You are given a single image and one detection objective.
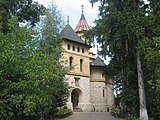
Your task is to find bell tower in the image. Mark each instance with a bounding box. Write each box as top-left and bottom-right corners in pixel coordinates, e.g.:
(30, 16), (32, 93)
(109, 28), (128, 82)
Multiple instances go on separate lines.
(75, 5), (96, 61)
(74, 5), (90, 39)
(61, 5), (114, 112)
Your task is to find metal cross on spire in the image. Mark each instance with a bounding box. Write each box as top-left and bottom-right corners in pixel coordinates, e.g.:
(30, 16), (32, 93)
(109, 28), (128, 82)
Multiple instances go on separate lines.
(67, 15), (69, 24)
(81, 5), (84, 14)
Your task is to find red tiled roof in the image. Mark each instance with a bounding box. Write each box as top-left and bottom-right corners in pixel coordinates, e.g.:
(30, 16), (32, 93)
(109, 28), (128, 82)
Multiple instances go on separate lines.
(74, 13), (90, 32)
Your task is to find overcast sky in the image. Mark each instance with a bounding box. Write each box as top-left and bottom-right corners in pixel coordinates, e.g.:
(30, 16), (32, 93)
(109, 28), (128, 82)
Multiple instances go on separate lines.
(35, 0), (99, 29)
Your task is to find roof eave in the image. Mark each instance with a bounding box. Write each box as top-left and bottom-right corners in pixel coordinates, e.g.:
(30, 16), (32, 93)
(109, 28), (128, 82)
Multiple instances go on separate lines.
(63, 38), (91, 48)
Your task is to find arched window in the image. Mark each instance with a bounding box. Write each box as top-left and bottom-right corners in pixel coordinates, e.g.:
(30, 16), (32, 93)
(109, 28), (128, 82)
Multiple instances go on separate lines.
(72, 46), (75, 51)
(69, 57), (73, 70)
(80, 59), (83, 72)
(82, 48), (84, 53)
(77, 47), (80, 52)
(68, 44), (70, 50)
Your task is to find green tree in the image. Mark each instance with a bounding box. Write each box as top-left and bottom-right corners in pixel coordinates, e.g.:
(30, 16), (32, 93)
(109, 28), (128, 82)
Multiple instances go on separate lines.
(89, 0), (160, 119)
(37, 4), (69, 113)
(0, 17), (69, 120)
(0, 0), (45, 33)
(39, 4), (65, 60)
(140, 37), (160, 119)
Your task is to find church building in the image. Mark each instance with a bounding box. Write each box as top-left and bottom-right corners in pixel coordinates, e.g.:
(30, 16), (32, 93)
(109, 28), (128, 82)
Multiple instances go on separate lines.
(61, 6), (114, 112)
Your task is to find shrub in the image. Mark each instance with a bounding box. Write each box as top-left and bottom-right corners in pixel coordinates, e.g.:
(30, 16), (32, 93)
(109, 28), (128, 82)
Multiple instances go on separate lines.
(56, 107), (73, 118)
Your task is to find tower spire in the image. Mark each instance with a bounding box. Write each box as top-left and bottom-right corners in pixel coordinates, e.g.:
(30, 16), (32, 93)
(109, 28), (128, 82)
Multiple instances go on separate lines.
(74, 5), (90, 32)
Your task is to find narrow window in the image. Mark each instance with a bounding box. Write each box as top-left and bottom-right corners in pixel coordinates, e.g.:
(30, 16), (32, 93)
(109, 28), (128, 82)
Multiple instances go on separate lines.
(103, 89), (105, 97)
(68, 44), (70, 50)
(77, 47), (80, 52)
(80, 59), (83, 72)
(72, 46), (75, 51)
(69, 57), (73, 70)
(102, 73), (105, 78)
(82, 48), (84, 53)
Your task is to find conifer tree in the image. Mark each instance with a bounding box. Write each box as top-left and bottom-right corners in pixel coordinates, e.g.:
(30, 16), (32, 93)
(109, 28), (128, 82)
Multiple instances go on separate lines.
(89, 0), (160, 119)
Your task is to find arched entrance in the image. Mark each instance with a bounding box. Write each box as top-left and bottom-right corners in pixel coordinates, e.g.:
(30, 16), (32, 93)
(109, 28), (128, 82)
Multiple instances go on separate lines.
(71, 88), (82, 110)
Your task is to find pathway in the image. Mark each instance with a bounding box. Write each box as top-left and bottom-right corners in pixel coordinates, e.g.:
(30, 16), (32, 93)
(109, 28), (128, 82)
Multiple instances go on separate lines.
(59, 112), (124, 120)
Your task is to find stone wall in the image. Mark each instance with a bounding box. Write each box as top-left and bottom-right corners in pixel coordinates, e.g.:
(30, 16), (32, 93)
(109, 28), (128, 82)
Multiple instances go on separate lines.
(90, 68), (106, 82)
(65, 75), (91, 112)
(90, 82), (107, 112)
(61, 38), (114, 112)
(106, 83), (114, 109)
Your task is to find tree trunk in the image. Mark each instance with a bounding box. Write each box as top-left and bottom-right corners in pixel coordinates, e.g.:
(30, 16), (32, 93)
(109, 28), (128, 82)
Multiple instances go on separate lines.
(40, 111), (44, 120)
(136, 50), (149, 120)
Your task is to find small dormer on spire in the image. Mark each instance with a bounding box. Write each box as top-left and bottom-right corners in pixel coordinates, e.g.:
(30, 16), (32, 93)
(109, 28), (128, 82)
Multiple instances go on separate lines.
(74, 5), (90, 32)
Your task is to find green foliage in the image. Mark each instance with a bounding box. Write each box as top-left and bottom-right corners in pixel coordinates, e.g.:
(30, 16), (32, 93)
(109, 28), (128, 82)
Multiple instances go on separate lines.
(37, 4), (70, 113)
(129, 116), (140, 120)
(38, 4), (65, 61)
(140, 37), (160, 119)
(110, 107), (121, 118)
(0, 17), (69, 120)
(56, 107), (73, 118)
(89, 0), (160, 119)
(0, 0), (45, 33)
